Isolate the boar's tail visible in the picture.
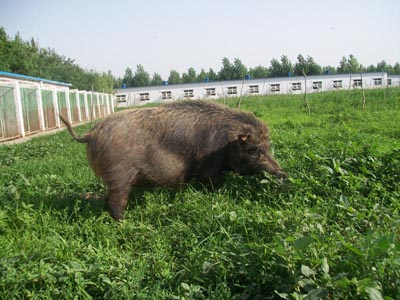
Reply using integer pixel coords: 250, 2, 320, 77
59, 114, 91, 143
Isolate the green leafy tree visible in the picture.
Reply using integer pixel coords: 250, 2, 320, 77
168, 70, 181, 84
348, 55, 360, 73
295, 54, 322, 76
366, 64, 377, 73
232, 58, 248, 79
133, 64, 150, 87
249, 65, 269, 79
376, 60, 389, 72
294, 54, 307, 76
123, 67, 134, 87
392, 62, 400, 75
182, 67, 197, 83
0, 27, 116, 93
322, 65, 336, 75
197, 68, 208, 82
207, 68, 218, 81
269, 58, 282, 77
218, 57, 234, 80
338, 55, 360, 74
280, 55, 293, 77
0, 27, 10, 71
306, 56, 322, 75
150, 72, 163, 86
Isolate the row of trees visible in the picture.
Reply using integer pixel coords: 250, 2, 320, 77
1, 28, 399, 90
0, 28, 115, 93
122, 55, 400, 88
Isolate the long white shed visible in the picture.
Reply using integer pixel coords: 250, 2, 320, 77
115, 72, 396, 107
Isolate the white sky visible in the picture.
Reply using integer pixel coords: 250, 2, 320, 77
1, 0, 399, 79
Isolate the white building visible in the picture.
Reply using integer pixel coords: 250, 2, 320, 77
115, 72, 399, 107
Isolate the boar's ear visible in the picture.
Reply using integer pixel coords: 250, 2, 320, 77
238, 124, 253, 142
238, 133, 251, 142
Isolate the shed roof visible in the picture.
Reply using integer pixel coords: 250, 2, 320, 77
0, 71, 72, 87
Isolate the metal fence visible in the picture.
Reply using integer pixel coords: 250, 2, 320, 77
0, 73, 114, 142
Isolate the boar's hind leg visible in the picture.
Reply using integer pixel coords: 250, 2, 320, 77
105, 169, 139, 221
106, 183, 132, 221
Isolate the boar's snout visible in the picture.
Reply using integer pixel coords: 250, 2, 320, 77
275, 170, 288, 180
261, 153, 287, 179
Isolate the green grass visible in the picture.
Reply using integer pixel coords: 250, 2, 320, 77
0, 88, 399, 299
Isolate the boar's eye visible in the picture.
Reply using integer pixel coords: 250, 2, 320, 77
248, 147, 261, 155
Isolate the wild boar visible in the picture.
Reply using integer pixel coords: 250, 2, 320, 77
60, 100, 286, 220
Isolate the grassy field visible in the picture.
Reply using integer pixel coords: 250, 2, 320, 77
0, 88, 399, 299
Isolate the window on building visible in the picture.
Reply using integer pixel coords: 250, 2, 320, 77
271, 84, 280, 92
312, 81, 322, 90
116, 94, 126, 102
249, 85, 259, 94
333, 80, 343, 89
206, 88, 216, 96
227, 86, 237, 95
139, 93, 149, 101
373, 78, 382, 86
387, 79, 392, 86
353, 79, 362, 87
184, 89, 194, 98
161, 91, 172, 100
291, 82, 302, 91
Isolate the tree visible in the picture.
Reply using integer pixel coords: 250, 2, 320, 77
294, 54, 307, 76
306, 55, 322, 75
322, 65, 336, 75
0, 27, 116, 93
248, 65, 269, 79
218, 57, 234, 80
0, 27, 10, 71
168, 70, 181, 84
123, 67, 134, 87
197, 68, 208, 82
232, 58, 248, 79
133, 64, 150, 87
376, 60, 388, 72
150, 72, 163, 86
338, 55, 360, 73
393, 63, 400, 75
182, 67, 197, 83
207, 68, 218, 81
280, 55, 293, 77
269, 58, 282, 77
347, 55, 360, 73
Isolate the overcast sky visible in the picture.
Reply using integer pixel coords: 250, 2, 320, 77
1, 0, 399, 79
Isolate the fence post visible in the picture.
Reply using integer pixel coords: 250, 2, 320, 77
53, 88, 60, 128
91, 91, 96, 119
36, 83, 45, 131
84, 91, 89, 120
66, 88, 72, 123
13, 80, 25, 137
102, 93, 106, 116
110, 94, 115, 114
76, 90, 82, 122
106, 94, 110, 115
96, 92, 100, 118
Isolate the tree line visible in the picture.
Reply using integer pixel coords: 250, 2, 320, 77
1, 28, 399, 91
122, 54, 400, 88
0, 27, 115, 93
